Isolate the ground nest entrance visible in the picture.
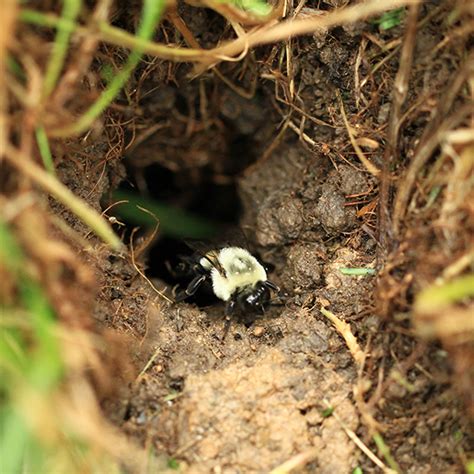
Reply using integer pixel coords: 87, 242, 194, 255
118, 132, 262, 303
123, 162, 240, 263
114, 81, 276, 291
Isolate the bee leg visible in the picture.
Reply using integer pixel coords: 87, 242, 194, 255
264, 280, 280, 292
174, 274, 207, 303
221, 300, 236, 341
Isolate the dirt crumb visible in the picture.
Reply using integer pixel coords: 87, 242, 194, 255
313, 183, 356, 232
337, 165, 372, 196
256, 194, 304, 246
283, 243, 326, 291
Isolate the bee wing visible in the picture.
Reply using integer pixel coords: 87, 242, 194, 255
202, 250, 227, 278
183, 239, 227, 278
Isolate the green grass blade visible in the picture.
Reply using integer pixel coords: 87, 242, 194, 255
35, 126, 56, 174
339, 267, 376, 276
54, 0, 166, 136
415, 274, 474, 313
0, 225, 24, 274
6, 54, 25, 81
20, 9, 75, 34
229, 0, 271, 16
43, 0, 83, 98
113, 190, 218, 239
21, 282, 63, 390
0, 328, 28, 373
0, 220, 64, 472
5, 147, 123, 250
20, 9, 205, 62
0, 219, 63, 389
373, 433, 400, 473
0, 409, 29, 474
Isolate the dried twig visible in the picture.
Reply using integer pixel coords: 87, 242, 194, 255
337, 90, 380, 177
377, 2, 420, 257
322, 400, 396, 474
392, 103, 472, 234
129, 226, 173, 303
392, 57, 474, 234
209, 0, 416, 66
22, 0, 416, 67
4, 144, 123, 250
320, 307, 365, 368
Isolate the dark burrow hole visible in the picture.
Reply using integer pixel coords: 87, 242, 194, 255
118, 158, 245, 306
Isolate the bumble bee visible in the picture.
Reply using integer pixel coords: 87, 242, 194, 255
173, 246, 279, 332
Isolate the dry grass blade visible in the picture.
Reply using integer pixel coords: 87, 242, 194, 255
322, 400, 396, 474
21, 0, 417, 68
320, 307, 385, 437
269, 448, 319, 474
4, 145, 123, 250
59, 375, 147, 471
320, 307, 365, 367
378, 2, 420, 254
337, 90, 380, 177
208, 0, 417, 65
0, 1, 18, 149
130, 226, 173, 303
392, 56, 474, 234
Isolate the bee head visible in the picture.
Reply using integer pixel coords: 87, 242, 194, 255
236, 281, 272, 313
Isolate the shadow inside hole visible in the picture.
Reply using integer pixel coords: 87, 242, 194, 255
116, 162, 243, 306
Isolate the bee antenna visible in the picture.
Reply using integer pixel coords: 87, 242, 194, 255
264, 280, 280, 292
221, 317, 232, 342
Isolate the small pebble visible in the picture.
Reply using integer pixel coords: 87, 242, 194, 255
253, 326, 265, 337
